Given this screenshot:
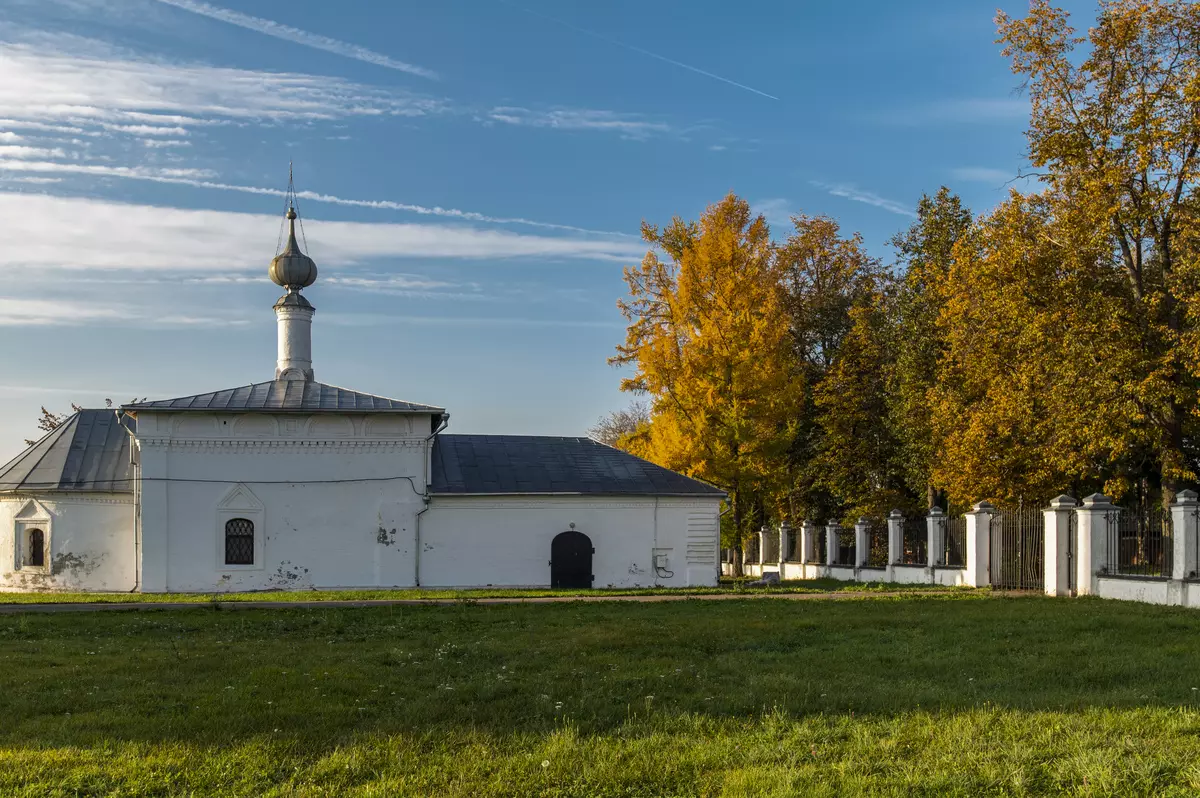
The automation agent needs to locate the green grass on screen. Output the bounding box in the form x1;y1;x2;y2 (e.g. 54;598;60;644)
3;594;1200;796
0;578;966;604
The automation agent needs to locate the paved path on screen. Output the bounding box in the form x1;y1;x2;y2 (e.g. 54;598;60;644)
0;589;977;614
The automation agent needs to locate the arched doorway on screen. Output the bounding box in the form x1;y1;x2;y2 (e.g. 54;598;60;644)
551;529;593;589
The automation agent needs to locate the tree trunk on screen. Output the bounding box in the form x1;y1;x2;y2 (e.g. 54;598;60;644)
731;488;744;577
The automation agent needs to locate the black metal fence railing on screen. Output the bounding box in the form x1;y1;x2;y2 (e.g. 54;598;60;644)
744;534;760;565
829;527;855;566
864;521;888;567
941;516;966;567
991;505;1045;590
785;527;803;562
761;529;780;564
1106;506;1172;578
815;527;828;564
900;516;926;565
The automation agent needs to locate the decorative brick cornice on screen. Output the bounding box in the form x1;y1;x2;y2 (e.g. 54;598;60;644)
138;437;427;452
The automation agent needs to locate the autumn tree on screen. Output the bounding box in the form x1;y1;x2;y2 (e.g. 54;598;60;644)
586;402;650;449
612;194;802;572
775;214;895;522
25;404;83;446
997;0;1200;502
929;192;1139;505
888;188;973;509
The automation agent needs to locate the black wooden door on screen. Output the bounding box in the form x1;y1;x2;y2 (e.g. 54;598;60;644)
551;530;593;588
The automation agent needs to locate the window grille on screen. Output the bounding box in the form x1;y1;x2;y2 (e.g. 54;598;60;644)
27;528;44;567
225;518;255;565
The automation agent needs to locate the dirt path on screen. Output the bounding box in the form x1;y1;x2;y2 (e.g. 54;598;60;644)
0;589;977;614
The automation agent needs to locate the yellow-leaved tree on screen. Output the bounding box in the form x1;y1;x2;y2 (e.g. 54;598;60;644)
997;0;1200;502
611;194;803;573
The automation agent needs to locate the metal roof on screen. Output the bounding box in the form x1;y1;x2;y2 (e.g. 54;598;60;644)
0;410;134;493
123;380;446;414
430;434;726;497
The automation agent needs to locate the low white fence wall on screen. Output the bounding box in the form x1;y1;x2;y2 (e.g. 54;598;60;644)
722;490;1200;609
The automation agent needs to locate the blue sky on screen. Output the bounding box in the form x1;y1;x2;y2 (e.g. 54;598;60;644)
0;0;1094;455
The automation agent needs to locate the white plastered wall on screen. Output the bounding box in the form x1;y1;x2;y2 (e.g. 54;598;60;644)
135;411;431;592
0;494;136;592
419;495;722;588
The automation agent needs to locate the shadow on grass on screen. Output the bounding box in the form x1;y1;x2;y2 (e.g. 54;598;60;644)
1;594;1199;751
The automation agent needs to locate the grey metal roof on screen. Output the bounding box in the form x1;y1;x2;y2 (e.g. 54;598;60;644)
123;380;445;414
430;434;726;497
0;410;134;493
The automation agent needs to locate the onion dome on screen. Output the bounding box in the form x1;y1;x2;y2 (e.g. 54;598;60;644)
269;207;318;289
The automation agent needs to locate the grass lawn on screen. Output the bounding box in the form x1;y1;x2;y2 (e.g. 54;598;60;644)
0;578;964;604
2;594;1200;796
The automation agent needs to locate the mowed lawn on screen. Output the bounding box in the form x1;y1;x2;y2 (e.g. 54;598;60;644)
2;595;1200;797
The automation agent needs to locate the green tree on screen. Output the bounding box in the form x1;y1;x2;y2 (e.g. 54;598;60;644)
888;188;973;509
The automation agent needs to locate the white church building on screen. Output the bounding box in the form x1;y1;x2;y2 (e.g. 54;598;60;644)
0;204;723;593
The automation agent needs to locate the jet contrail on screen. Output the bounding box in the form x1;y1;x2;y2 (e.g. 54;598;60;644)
502;1;779;101
149;0;438;80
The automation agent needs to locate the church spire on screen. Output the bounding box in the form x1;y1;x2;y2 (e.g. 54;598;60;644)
270;167;317;382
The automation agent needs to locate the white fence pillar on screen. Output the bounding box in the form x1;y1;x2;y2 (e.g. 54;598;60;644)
777;521;789;570
964;501;994;587
854;518;870;568
1044;495;1076;597
825;522;838;571
758;525;769;568
1075;493;1114;596
927;507;945;568
800;521;815;566
1171;489;1199;581
887;509;903;581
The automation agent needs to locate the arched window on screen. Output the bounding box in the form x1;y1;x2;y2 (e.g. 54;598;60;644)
27;528;44;568
224;518;254;565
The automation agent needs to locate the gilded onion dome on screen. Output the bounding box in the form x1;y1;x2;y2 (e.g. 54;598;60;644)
269;207;318;290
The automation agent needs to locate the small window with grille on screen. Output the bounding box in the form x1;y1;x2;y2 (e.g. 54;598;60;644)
224;518;255;565
24;528;45;568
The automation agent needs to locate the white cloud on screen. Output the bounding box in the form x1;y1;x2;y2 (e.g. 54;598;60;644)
0;132;22;143
1;176;61;184
487;107;671;139
0;145;66;159
148;0;437;80
141;139;191;148
0;192;646;271
809;181;916;218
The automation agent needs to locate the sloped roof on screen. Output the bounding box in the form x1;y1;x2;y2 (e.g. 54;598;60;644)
0;410;134;493
430;434;725;497
123;380;445;414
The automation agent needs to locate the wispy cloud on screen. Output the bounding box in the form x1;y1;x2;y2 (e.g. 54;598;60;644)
0;192;646;272
0;158;631;237
147;0;438;80
752;198;795;230
869;97;1029;126
486;106;671;139
951;166;1017;185
322;312;622;329
0;36;446;139
502;1;778;100
0;296;249;327
810;181;915;218
0;132;22;143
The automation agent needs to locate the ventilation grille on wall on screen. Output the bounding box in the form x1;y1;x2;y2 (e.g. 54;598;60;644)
686;512;719;564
